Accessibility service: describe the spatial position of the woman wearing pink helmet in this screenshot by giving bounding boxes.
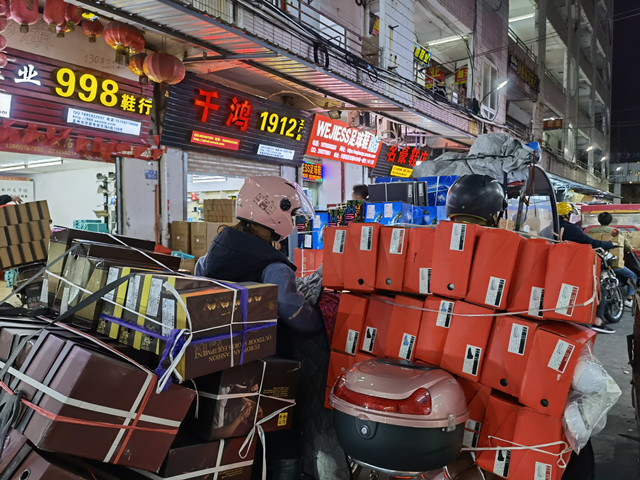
[199,176,349,480]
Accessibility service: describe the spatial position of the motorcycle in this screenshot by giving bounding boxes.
[596,248,624,324]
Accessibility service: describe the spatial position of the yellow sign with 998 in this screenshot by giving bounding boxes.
[53,68,153,116]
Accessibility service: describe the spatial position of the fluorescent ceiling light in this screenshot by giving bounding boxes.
[543,117,557,121]
[601,156,607,161]
[0,164,26,171]
[192,176,226,183]
[616,166,622,171]
[497,80,509,90]
[509,13,535,23]
[426,35,464,46]
[586,146,593,151]
[27,160,63,168]
[28,157,62,165]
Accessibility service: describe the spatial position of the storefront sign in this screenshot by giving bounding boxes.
[66,108,142,136]
[302,162,323,182]
[390,165,413,178]
[0,178,34,203]
[386,145,429,167]
[160,73,312,166]
[0,94,11,118]
[413,45,432,65]
[509,55,539,92]
[425,66,445,89]
[305,115,381,167]
[455,67,468,85]
[543,119,563,130]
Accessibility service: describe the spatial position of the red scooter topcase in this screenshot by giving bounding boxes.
[329,358,469,474]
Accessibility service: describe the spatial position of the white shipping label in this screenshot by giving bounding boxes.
[384,203,394,218]
[333,230,346,254]
[485,276,506,307]
[104,268,120,302]
[362,326,377,353]
[360,226,373,251]
[161,298,176,336]
[39,277,49,305]
[304,235,312,249]
[463,420,482,448]
[345,329,360,355]
[508,323,529,356]
[436,300,454,328]
[398,333,416,360]
[125,275,142,311]
[493,449,511,477]
[548,339,575,373]
[528,286,545,317]
[389,228,405,254]
[555,283,579,316]
[366,204,376,220]
[450,223,467,251]
[60,286,70,314]
[463,345,482,376]
[147,278,164,317]
[313,215,321,230]
[419,268,432,294]
[534,462,553,480]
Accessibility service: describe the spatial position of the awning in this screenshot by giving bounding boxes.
[547,173,619,200]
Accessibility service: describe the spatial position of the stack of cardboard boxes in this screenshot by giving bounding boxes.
[587,231,625,267]
[0,228,301,479]
[0,201,51,269]
[203,199,236,223]
[323,222,601,479]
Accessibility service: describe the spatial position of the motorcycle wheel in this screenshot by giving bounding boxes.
[604,286,624,323]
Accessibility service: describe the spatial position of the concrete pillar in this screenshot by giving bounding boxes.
[532,0,547,144]
[159,147,187,247]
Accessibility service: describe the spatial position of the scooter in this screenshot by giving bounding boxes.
[596,248,624,324]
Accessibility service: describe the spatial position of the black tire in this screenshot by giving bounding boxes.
[604,285,624,323]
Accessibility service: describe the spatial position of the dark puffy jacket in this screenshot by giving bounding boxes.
[560,219,615,249]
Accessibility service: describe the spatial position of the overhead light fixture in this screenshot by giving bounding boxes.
[601,156,607,161]
[28,157,62,165]
[27,160,63,168]
[496,80,509,90]
[543,117,557,121]
[192,176,226,183]
[586,146,593,151]
[509,13,535,23]
[426,35,463,46]
[0,163,26,171]
[617,166,622,171]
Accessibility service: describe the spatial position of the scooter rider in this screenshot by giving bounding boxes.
[446,175,596,480]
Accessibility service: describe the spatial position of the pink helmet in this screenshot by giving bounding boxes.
[236,176,314,240]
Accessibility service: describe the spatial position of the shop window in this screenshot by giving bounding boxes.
[481,61,498,117]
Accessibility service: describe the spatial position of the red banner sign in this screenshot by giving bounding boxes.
[304,115,382,167]
[455,67,468,85]
[543,119,563,130]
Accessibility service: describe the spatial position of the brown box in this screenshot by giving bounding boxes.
[0,239,47,269]
[587,232,624,268]
[190,222,228,258]
[171,221,191,254]
[203,199,236,223]
[0,226,8,245]
[0,201,50,227]
[12,331,195,473]
[179,258,196,274]
[187,357,300,441]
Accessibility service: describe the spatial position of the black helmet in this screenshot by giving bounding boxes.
[445,174,507,226]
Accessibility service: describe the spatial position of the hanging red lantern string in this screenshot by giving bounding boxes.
[0,17,7,33]
[143,53,186,87]
[0,52,7,69]
[43,0,66,31]
[0,35,6,51]
[10,0,39,33]
[129,52,149,86]
[0,0,7,16]
[81,18,103,43]
[103,21,145,65]
[64,4,83,30]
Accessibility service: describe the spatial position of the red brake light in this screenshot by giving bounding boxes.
[333,377,432,415]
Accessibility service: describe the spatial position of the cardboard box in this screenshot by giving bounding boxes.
[375,226,409,292]
[383,295,423,361]
[179,258,196,274]
[480,316,539,398]
[343,222,381,292]
[0,239,48,269]
[431,221,480,299]
[331,294,369,355]
[322,227,347,289]
[519,322,596,418]
[465,229,522,310]
[477,395,570,480]
[171,221,191,254]
[414,296,454,366]
[364,202,413,225]
[359,295,394,356]
[588,232,624,268]
[191,222,227,258]
[456,377,491,448]
[0,200,50,227]
[12,332,195,473]
[186,358,300,441]
[440,302,494,382]
[507,238,550,319]
[543,243,599,325]
[203,199,236,223]
[403,227,436,295]
[293,248,322,278]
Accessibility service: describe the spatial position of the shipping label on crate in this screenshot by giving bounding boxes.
[419,268,432,294]
[493,449,511,477]
[398,333,416,360]
[485,276,506,307]
[547,339,575,373]
[463,345,482,376]
[333,230,346,253]
[389,228,405,254]
[555,283,579,316]
[528,286,545,318]
[450,223,467,251]
[507,323,529,356]
[362,326,377,353]
[436,300,454,328]
[463,420,482,448]
[534,462,553,480]
[360,226,374,251]
[345,330,360,355]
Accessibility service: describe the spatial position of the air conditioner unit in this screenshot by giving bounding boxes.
[377,117,403,143]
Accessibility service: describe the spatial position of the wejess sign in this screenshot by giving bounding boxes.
[160,73,313,166]
[305,115,382,167]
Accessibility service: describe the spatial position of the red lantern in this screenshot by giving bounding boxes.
[10,0,39,33]
[0,17,7,33]
[81,18,103,43]
[0,52,7,69]
[129,52,149,85]
[143,53,186,86]
[0,0,7,16]
[43,0,66,30]
[65,4,83,30]
[0,35,6,51]
[103,21,145,65]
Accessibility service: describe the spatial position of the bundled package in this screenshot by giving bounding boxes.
[403,227,436,295]
[322,227,347,290]
[375,226,409,292]
[343,223,381,292]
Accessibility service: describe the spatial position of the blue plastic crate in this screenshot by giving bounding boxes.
[73,219,108,233]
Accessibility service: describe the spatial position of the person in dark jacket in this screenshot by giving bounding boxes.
[200,176,349,480]
[0,195,22,206]
[558,202,615,334]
